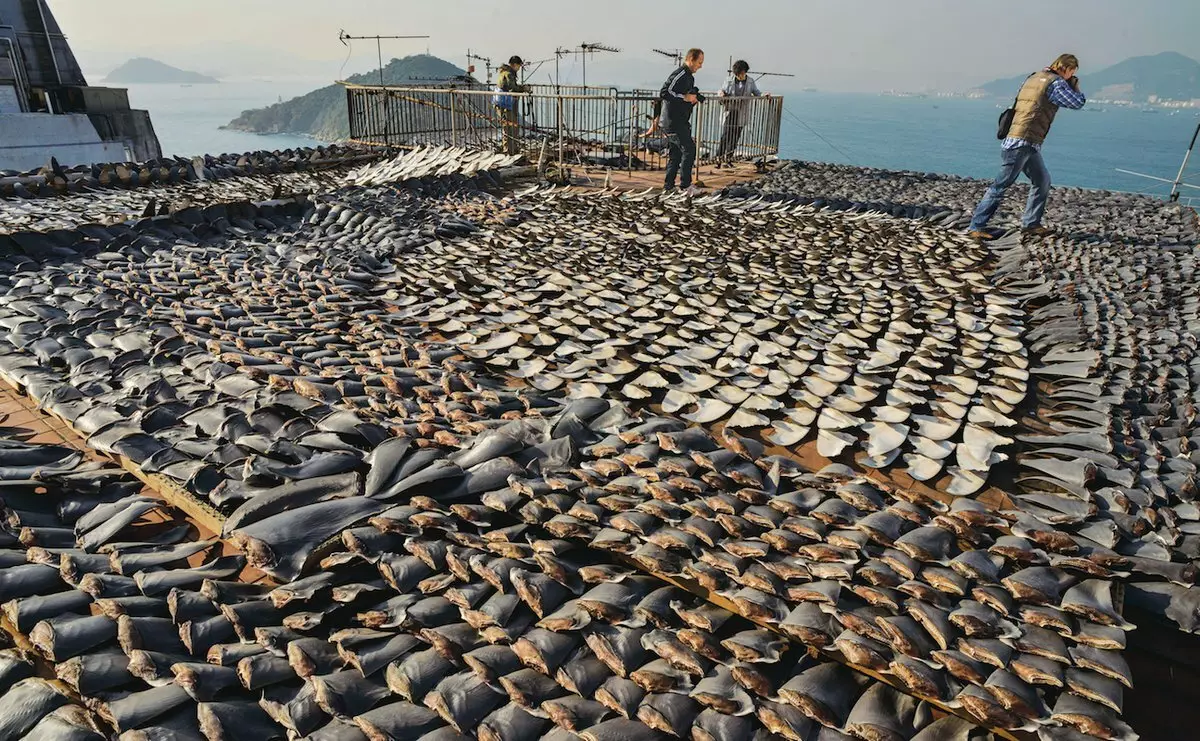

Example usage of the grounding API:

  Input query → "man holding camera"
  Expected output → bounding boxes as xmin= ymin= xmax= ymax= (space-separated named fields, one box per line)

xmin=659 ymin=48 xmax=706 ymax=193
xmin=494 ymin=56 xmax=531 ymax=155
xmin=968 ymin=54 xmax=1085 ymax=239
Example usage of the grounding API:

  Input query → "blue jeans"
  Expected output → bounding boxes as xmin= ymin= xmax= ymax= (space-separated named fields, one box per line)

xmin=664 ymin=124 xmax=696 ymax=189
xmin=968 ymin=145 xmax=1051 ymax=231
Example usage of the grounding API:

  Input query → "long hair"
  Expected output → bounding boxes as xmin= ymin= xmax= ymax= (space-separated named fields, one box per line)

xmin=1050 ymin=54 xmax=1079 ymax=74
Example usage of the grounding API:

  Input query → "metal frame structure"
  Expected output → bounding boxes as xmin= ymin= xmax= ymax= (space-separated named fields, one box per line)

xmin=341 ymin=82 xmax=784 ymax=176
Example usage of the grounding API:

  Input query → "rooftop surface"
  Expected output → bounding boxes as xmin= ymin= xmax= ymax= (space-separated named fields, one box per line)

xmin=0 ymin=145 xmax=1196 ymax=740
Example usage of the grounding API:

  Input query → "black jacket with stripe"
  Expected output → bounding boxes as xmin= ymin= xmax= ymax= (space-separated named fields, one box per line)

xmin=659 ymin=65 xmax=696 ymax=131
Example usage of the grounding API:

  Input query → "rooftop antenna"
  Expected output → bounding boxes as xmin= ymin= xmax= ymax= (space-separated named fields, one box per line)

xmin=1116 ymin=122 xmax=1200 ymax=202
xmin=653 ymin=49 xmax=685 ymax=66
xmin=520 ymin=56 xmax=555 ymax=86
xmin=467 ymin=49 xmax=493 ymax=85
xmin=725 ymin=57 xmax=797 ymax=83
xmin=752 ymin=71 xmax=797 ymax=81
xmin=579 ymin=42 xmax=619 ymax=89
xmin=339 ymin=31 xmax=431 ymax=86
xmin=553 ymin=46 xmax=572 ymax=93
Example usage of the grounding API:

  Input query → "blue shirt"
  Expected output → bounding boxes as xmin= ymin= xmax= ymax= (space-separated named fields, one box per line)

xmin=1003 ymin=74 xmax=1085 ymax=151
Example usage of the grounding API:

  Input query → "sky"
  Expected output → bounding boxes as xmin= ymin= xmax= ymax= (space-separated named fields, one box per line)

xmin=49 ymin=0 xmax=1200 ymax=92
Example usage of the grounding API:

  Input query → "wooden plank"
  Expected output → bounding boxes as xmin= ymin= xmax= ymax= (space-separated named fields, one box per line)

xmin=114 ymin=456 xmax=226 ymax=539
xmin=618 ymin=556 xmax=1037 ymax=741
xmin=0 ymin=371 xmax=230 ymax=559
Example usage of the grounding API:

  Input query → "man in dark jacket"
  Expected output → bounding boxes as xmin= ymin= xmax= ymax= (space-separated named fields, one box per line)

xmin=659 ymin=48 xmax=705 ymax=192
xmin=494 ymin=56 xmax=530 ymax=155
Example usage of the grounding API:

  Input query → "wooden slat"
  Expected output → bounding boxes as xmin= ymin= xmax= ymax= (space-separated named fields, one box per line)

xmin=113 ymin=456 xmax=226 ymax=540
xmin=0 ymin=372 xmax=237 ymax=564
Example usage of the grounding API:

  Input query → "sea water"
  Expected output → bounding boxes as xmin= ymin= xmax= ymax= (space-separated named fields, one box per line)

xmin=122 ymin=80 xmax=329 ymax=159
xmin=125 ymin=82 xmax=1199 ymax=199
xmin=777 ymin=93 xmax=1200 ymax=198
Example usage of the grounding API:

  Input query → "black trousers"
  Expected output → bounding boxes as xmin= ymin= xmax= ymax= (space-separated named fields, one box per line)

xmin=664 ymin=124 xmax=696 ymax=189
xmin=717 ymin=122 xmax=744 ymax=160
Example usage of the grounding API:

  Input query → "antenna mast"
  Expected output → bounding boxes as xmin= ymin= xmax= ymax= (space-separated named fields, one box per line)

xmin=579 ymin=42 xmax=619 ymax=89
xmin=338 ymin=31 xmax=431 ymax=86
xmin=652 ymin=48 xmax=684 ymax=66
xmin=466 ymin=49 xmax=493 ymax=85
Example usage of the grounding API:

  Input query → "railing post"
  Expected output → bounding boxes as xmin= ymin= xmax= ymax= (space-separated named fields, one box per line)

xmin=450 ymin=92 xmax=459 ymax=146
xmin=774 ymin=96 xmax=783 ymax=156
xmin=628 ymin=101 xmax=635 ymax=178
xmin=383 ymin=88 xmax=392 ymax=148
xmin=557 ymin=95 xmax=565 ymax=178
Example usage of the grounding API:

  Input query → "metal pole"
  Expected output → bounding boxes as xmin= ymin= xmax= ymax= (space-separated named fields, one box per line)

xmin=628 ymin=102 xmax=636 ymax=179
xmin=35 ymin=0 xmax=62 ymax=85
xmin=1171 ymin=123 xmax=1200 ymax=203
xmin=378 ymin=37 xmax=385 ymax=86
xmin=384 ymin=89 xmax=392 ymax=147
xmin=450 ymin=92 xmax=458 ymax=146
xmin=557 ymin=96 xmax=565 ymax=179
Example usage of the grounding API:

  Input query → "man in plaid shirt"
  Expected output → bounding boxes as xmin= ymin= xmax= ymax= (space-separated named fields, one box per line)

xmin=968 ymin=54 xmax=1086 ymax=240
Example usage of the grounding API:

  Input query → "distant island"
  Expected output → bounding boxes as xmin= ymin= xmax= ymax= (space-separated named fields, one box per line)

xmin=105 ymin=57 xmax=219 ymax=84
xmin=223 ymin=54 xmax=467 ymax=141
xmin=973 ymin=51 xmax=1200 ymax=105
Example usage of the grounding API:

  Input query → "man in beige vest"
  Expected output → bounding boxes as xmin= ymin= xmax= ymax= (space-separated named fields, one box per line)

xmin=968 ymin=54 xmax=1085 ymax=240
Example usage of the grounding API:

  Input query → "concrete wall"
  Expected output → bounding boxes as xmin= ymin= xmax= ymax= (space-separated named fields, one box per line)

xmin=0 ymin=112 xmax=125 ymax=170
xmin=0 ymin=85 xmax=19 ymax=114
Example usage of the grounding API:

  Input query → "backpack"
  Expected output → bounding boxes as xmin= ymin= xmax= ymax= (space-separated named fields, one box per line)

xmin=492 ymin=88 xmax=515 ymax=110
xmin=996 ymin=107 xmax=1016 ymax=140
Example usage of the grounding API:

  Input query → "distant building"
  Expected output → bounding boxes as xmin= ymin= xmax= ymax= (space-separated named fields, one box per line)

xmin=0 ymin=0 xmax=161 ymax=170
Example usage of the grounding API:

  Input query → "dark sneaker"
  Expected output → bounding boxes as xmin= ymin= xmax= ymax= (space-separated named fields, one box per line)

xmin=1022 ymin=225 xmax=1053 ymax=236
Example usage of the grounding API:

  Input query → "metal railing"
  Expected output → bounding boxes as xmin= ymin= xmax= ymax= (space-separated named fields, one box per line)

xmin=341 ymin=82 xmax=783 ymax=173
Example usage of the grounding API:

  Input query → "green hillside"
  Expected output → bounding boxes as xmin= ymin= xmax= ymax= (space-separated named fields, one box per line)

xmin=975 ymin=51 xmax=1200 ymax=102
xmin=224 ymin=55 xmax=467 ymax=141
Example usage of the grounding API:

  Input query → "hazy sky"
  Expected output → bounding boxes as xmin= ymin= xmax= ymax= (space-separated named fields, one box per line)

xmin=51 ymin=0 xmax=1200 ymax=91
